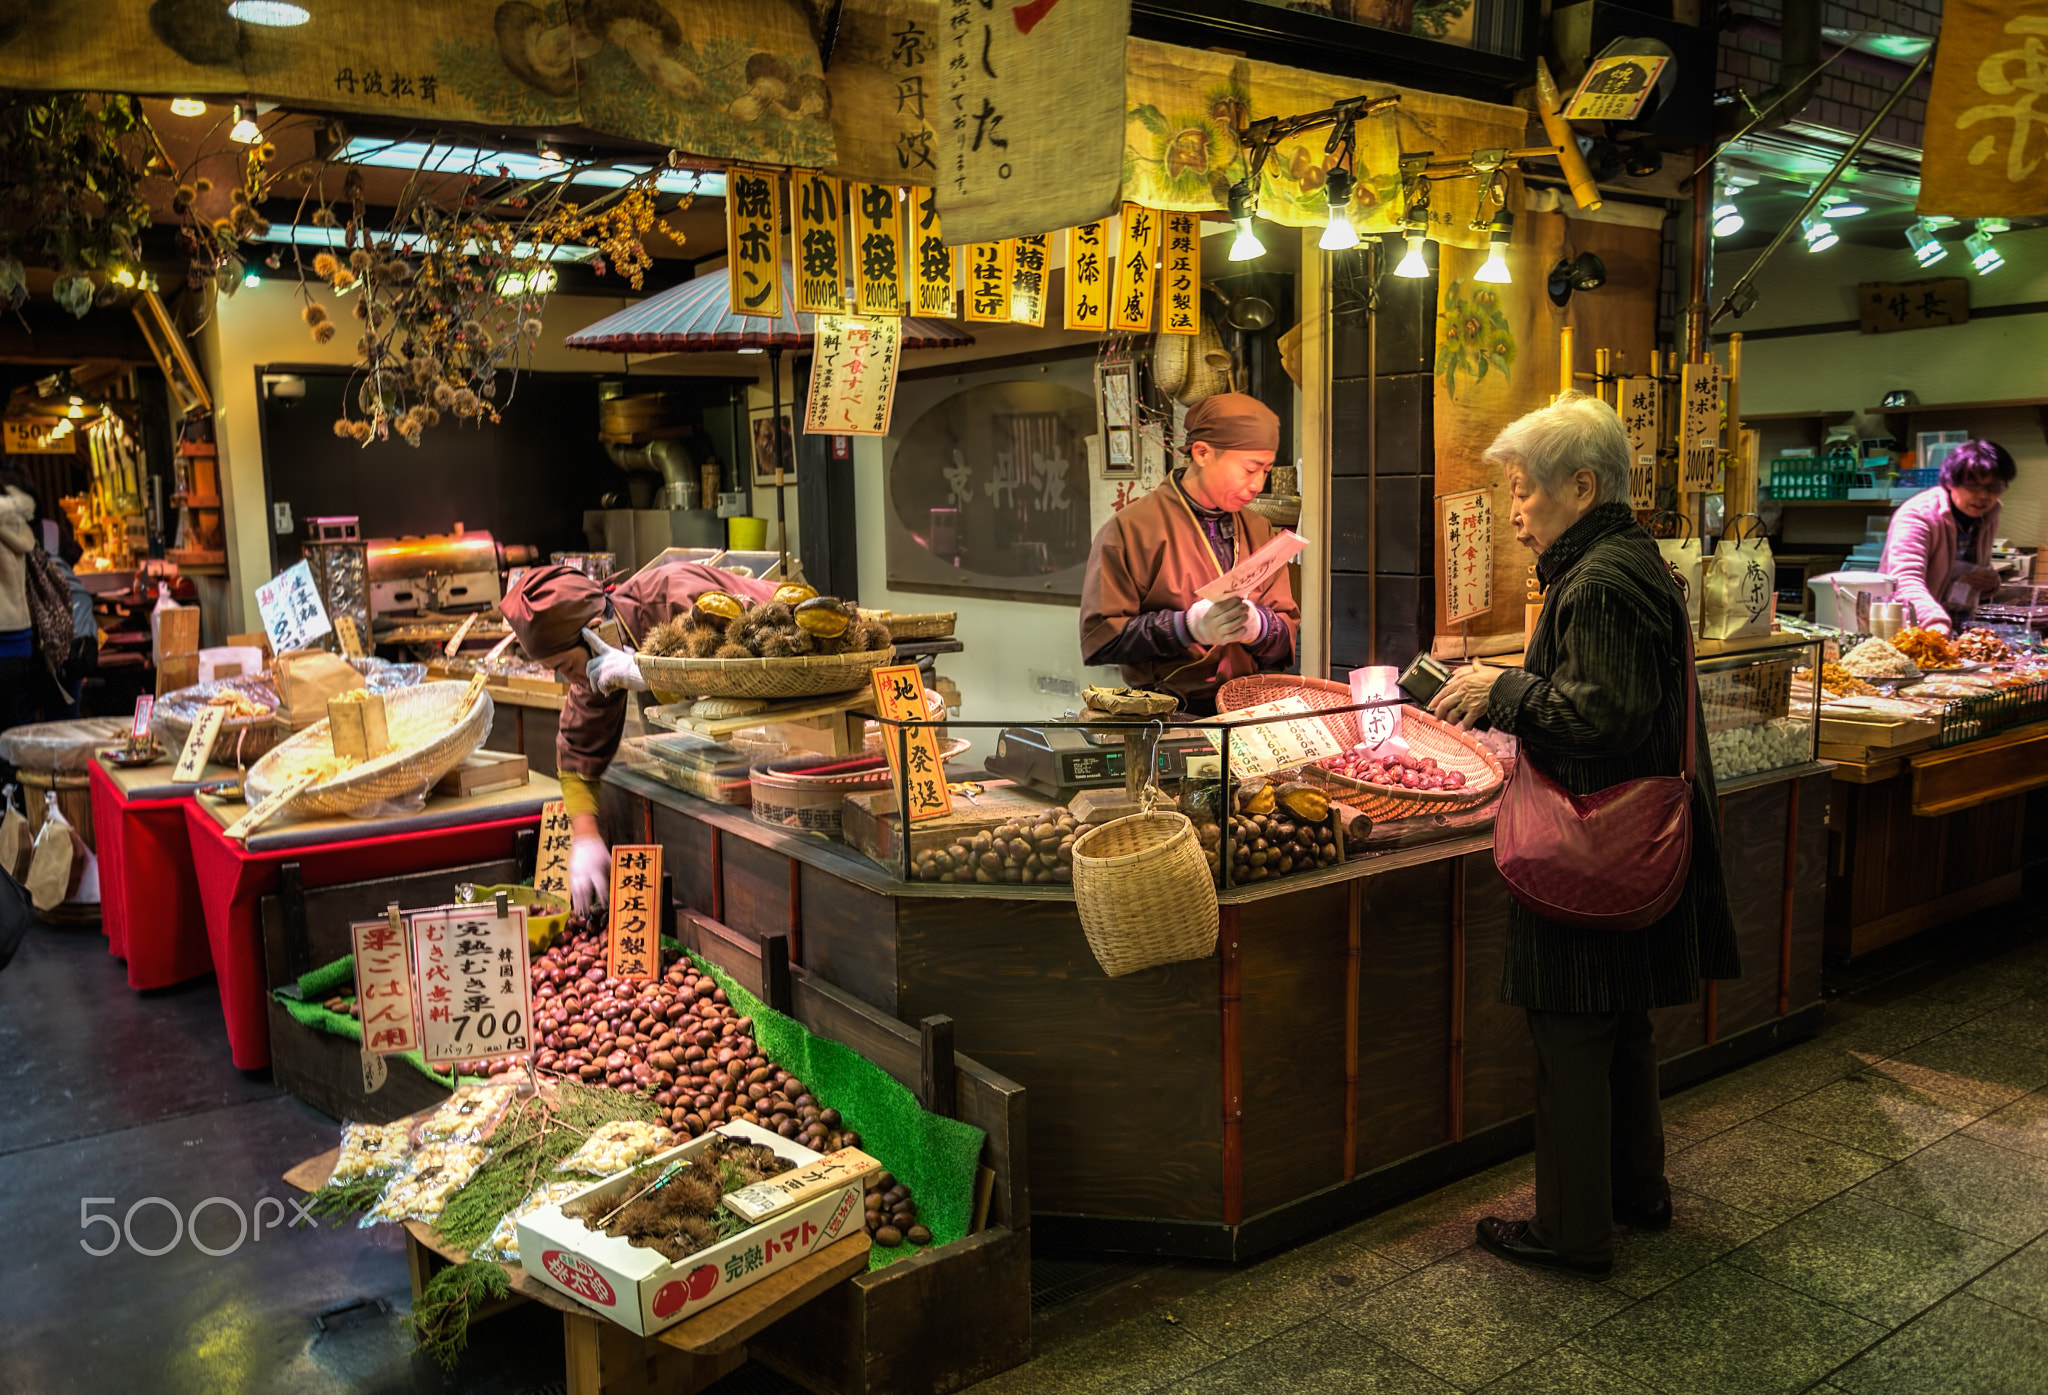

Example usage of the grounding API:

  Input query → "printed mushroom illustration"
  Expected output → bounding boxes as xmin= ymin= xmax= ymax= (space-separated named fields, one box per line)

xmin=495 ymin=1 xmax=602 ymax=98
xmin=150 ymin=0 xmax=243 ymax=66
xmin=585 ymin=0 xmax=704 ymax=99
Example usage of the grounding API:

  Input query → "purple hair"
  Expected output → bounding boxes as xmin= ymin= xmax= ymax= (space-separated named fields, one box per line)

xmin=1941 ymin=439 xmax=2016 ymax=488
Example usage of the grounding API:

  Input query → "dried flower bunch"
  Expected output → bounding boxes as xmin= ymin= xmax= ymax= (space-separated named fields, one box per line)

xmin=0 ymin=92 xmax=157 ymax=317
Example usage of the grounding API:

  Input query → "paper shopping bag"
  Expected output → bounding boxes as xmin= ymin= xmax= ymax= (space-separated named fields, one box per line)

xmin=0 ymin=785 xmax=29 ymax=882
xmin=1703 ymin=514 xmax=1776 ymax=641
xmin=1653 ymin=513 xmax=1704 ymax=634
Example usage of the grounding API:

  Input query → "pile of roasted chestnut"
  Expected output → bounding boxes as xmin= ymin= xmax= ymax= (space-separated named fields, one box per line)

xmin=1187 ymin=779 xmax=1343 ymax=883
xmin=640 ymin=582 xmax=892 ymax=661
xmin=864 ymin=1169 xmax=931 ymax=1248
xmin=907 ymin=806 xmax=1102 ymax=883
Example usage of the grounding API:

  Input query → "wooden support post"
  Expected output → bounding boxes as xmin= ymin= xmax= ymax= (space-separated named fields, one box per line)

xmin=279 ymin=860 xmax=309 ymax=980
xmin=760 ymin=930 xmax=792 ymax=1013
xmin=661 ymin=870 xmax=675 ymax=947
xmin=1595 ymin=347 xmax=1611 ymax=407
xmin=1558 ymin=325 xmax=1575 ymax=401
xmin=919 ymin=1014 xmax=957 ymax=1118
xmin=1725 ymin=333 xmax=1751 ymax=517
xmin=515 ymin=825 xmax=539 ymax=881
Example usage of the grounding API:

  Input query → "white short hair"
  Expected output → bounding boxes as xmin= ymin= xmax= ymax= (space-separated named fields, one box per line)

xmin=1483 ymin=391 xmax=1630 ymax=504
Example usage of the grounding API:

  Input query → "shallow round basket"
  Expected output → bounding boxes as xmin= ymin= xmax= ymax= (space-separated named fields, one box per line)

xmin=1216 ymin=674 xmax=1368 ymax=747
xmin=881 ymin=612 xmax=956 ymax=640
xmin=244 ymin=681 xmax=494 ymax=819
xmin=1308 ymin=707 xmax=1505 ymax=822
xmin=637 ymin=646 xmax=897 ymax=702
xmin=154 ymin=710 xmax=288 ymax=765
xmin=1070 ymin=811 xmax=1219 ymax=978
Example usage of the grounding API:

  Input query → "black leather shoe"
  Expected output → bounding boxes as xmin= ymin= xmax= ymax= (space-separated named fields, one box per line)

xmin=1615 ymin=1197 xmax=1673 ymax=1232
xmin=1475 ymin=1217 xmax=1613 ymax=1278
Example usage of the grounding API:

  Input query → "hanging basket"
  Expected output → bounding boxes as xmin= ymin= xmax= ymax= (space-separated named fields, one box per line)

xmin=1070 ymin=810 xmax=1218 ymax=978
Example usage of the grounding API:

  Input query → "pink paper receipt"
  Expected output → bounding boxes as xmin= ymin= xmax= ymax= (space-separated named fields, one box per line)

xmin=1197 ymin=528 xmax=1307 ymax=602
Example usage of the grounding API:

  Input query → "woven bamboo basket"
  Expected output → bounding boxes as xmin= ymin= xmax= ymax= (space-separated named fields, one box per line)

xmin=1216 ymin=674 xmax=1503 ymax=821
xmin=244 ymin=681 xmax=494 ymax=819
xmin=1070 ymin=810 xmax=1219 ymax=978
xmin=636 ymin=646 xmax=897 ymax=702
xmin=153 ymin=709 xmax=288 ymax=765
xmin=879 ymin=612 xmax=956 ymax=640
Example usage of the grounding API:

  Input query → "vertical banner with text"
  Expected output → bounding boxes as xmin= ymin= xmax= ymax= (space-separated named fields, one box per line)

xmin=805 ymin=314 xmax=905 ymax=436
xmin=1065 ymin=221 xmax=1111 ymax=331
xmin=352 ymin=917 xmax=421 ymax=1054
xmin=607 ymin=846 xmax=663 ymax=981
xmin=727 ymin=168 xmax=784 ymax=319
xmin=965 ymin=240 xmax=1013 ymax=322
xmin=792 ymin=171 xmax=847 ymax=315
xmin=534 ymin=800 xmax=573 ymax=900
xmin=1010 ymin=234 xmax=1049 ymax=326
xmin=1159 ymin=213 xmax=1199 ymax=335
xmin=1110 ymin=203 xmax=1160 ymax=333
xmin=911 ymin=187 xmax=954 ymax=315
xmin=851 ymin=183 xmax=906 ymax=316
xmin=871 ymin=665 xmax=953 ymax=821
xmin=1440 ymin=489 xmax=1495 ymax=623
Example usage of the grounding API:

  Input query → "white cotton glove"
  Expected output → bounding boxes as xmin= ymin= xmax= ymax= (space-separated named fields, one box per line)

xmin=1186 ymin=596 xmax=1251 ymax=646
xmin=1212 ymin=602 xmax=1264 ymax=646
xmin=569 ymin=834 xmax=613 ymax=915
xmin=581 ymin=627 xmax=649 ymax=695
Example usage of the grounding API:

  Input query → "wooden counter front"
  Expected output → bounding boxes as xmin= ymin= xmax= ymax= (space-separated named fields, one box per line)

xmin=602 ymin=762 xmax=1831 ymax=1260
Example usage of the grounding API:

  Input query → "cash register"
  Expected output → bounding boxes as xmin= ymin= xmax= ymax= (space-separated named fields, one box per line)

xmin=983 ymin=724 xmax=1215 ymax=802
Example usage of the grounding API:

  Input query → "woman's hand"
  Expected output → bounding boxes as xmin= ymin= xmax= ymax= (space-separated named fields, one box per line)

xmin=1965 ymin=566 xmax=2002 ymax=595
xmin=1429 ymin=661 xmax=1503 ymax=731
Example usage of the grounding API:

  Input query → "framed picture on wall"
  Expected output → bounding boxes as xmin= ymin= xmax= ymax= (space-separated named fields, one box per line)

xmin=750 ymin=405 xmax=796 ymax=487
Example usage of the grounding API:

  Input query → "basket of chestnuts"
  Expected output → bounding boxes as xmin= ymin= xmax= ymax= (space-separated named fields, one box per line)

xmin=634 ymin=582 xmax=897 ymax=702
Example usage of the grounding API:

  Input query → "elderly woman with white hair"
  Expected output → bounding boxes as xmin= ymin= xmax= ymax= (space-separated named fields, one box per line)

xmin=1428 ymin=392 xmax=1739 ymax=1279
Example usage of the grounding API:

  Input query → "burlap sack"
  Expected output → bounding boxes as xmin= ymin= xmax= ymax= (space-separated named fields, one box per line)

xmin=274 ymin=649 xmax=366 ymax=729
xmin=1703 ymin=515 xmax=1776 ymax=641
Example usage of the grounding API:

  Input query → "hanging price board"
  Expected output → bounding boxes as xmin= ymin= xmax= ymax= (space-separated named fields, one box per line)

xmin=792 ymin=170 xmax=847 ymax=315
xmin=535 ymin=800 xmax=573 ymax=899
xmin=607 ymin=845 xmax=662 ymax=981
xmin=352 ymin=910 xmax=422 ymax=1055
xmin=1617 ymin=376 xmax=1659 ymax=509
xmin=910 ymin=188 xmax=953 ymax=316
xmin=1009 ymin=234 xmax=1048 ymax=327
xmin=415 ymin=901 xmax=533 ymax=1064
xmin=332 ymin=614 xmax=365 ymax=659
xmin=1065 ymin=221 xmax=1111 ymax=331
xmin=870 ymin=665 xmax=952 ymax=820
xmin=173 ymin=704 xmax=227 ymax=783
xmin=254 ymin=559 xmax=332 ymax=654
xmin=964 ymin=240 xmax=1011 ymax=322
xmin=1110 ymin=203 xmax=1160 ymax=333
xmin=1679 ymin=362 xmax=1722 ymax=492
xmin=1440 ymin=488 xmax=1495 ymax=622
xmin=805 ymin=313 xmax=904 ymax=437
xmin=726 ymin=167 xmax=784 ymax=319
xmin=851 ymin=182 xmax=906 ymax=316
xmin=1159 ymin=213 xmax=1199 ymax=335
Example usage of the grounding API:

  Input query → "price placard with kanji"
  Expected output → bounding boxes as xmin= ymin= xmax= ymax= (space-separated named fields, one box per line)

xmin=964 ymin=240 xmax=1011 ymax=322
xmin=333 ymin=614 xmax=365 ymax=659
xmin=791 ymin=170 xmax=847 ymax=315
xmin=1110 ymin=203 xmax=1160 ymax=333
xmin=414 ymin=903 xmax=531 ymax=1064
xmin=871 ymin=664 xmax=952 ymax=821
xmin=1618 ymin=376 xmax=1659 ymax=509
xmin=1065 ymin=220 xmax=1110 ymax=331
xmin=535 ymin=800 xmax=573 ymax=900
xmin=726 ymin=167 xmax=784 ymax=319
xmin=910 ymin=187 xmax=953 ymax=316
xmin=1440 ymin=488 xmax=1494 ymax=622
xmin=1009 ymin=234 xmax=1048 ymax=327
xmin=850 ymin=182 xmax=905 ymax=316
xmin=352 ymin=916 xmax=422 ymax=1054
xmin=254 ymin=559 xmax=332 ymax=654
xmin=1679 ymin=361 xmax=1722 ymax=491
xmin=804 ymin=313 xmax=903 ymax=437
xmin=607 ymin=845 xmax=662 ymax=981
xmin=172 ymin=703 xmax=226 ymax=783
xmin=1159 ymin=213 xmax=1198 ymax=335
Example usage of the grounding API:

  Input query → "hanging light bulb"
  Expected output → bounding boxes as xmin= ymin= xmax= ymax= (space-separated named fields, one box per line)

xmin=1905 ymin=219 xmax=1948 ymax=267
xmin=227 ymin=2 xmax=311 ymax=24
xmin=169 ymin=98 xmax=207 ymax=118
xmin=243 ymin=270 xmax=262 ymax=288
xmin=1473 ymin=212 xmax=1513 ymax=284
xmin=1801 ymin=214 xmax=1837 ymax=252
xmin=1967 ymin=226 xmax=2005 ymax=274
xmin=112 ymin=267 xmax=136 ymax=288
xmin=1711 ymin=190 xmax=1743 ymax=238
xmin=1394 ymin=229 xmax=1430 ymax=278
xmin=67 ymin=403 xmax=83 ymax=419
xmin=1820 ymin=193 xmax=1868 ymax=218
xmin=230 ymin=105 xmax=262 ymax=144
xmin=1226 ymin=180 xmax=1265 ymax=262
xmin=1318 ymin=169 xmax=1360 ymax=251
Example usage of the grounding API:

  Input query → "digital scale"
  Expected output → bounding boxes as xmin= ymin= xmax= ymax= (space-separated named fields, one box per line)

xmin=984 ymin=726 xmax=1217 ymax=801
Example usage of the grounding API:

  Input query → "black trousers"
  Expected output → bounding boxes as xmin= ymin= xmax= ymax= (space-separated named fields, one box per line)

xmin=1526 ymin=1008 xmax=1668 ymax=1264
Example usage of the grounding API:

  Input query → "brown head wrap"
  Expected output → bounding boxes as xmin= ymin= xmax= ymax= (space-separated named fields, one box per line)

xmin=1182 ymin=392 xmax=1279 ymax=454
xmin=502 ymin=564 xmax=607 ymax=660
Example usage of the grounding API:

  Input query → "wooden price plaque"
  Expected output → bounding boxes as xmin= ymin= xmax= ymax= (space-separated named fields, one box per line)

xmin=607 ymin=845 xmax=663 ymax=980
xmin=333 ymin=614 xmax=365 ymax=659
xmin=535 ymin=800 xmax=573 ymax=899
xmin=871 ymin=665 xmax=952 ymax=820
xmin=352 ymin=908 xmax=422 ymax=1055
xmin=173 ymin=704 xmax=227 ymax=782
xmin=414 ymin=900 xmax=533 ymax=1064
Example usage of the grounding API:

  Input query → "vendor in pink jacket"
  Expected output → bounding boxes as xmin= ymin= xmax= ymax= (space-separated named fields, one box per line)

xmin=1880 ymin=439 xmax=2014 ymax=634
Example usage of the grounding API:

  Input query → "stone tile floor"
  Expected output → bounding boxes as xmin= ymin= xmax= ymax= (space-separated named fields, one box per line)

xmin=5 ymin=905 xmax=2047 ymax=1394
xmin=970 ymin=918 xmax=2048 ymax=1395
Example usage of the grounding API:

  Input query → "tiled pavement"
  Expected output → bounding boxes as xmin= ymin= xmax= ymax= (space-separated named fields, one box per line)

xmin=970 ymin=923 xmax=2048 ymax=1395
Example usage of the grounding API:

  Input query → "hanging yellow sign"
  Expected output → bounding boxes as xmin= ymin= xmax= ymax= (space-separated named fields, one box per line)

xmin=1064 ymin=221 xmax=1111 ymax=332
xmin=1010 ymin=235 xmax=1049 ymax=327
xmin=1110 ymin=203 xmax=1160 ymax=333
xmin=726 ymin=167 xmax=784 ymax=319
xmin=1918 ymin=0 xmax=2048 ymax=218
xmin=851 ymin=182 xmax=906 ymax=317
xmin=910 ymin=187 xmax=953 ymax=317
xmin=1159 ymin=213 xmax=1198 ymax=336
xmin=791 ymin=171 xmax=846 ymax=315
xmin=965 ymin=241 xmax=1013 ymax=323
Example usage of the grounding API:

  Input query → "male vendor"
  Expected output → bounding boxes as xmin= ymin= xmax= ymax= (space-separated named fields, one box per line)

xmin=1079 ymin=393 xmax=1300 ymax=715
xmin=502 ymin=560 xmax=775 ymax=911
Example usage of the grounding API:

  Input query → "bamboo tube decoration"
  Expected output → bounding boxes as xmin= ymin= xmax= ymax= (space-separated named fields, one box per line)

xmin=1534 ymin=59 xmax=1604 ymax=212
xmin=1596 ymin=348 xmax=1611 ymax=407
xmin=1724 ymin=334 xmax=1751 ymax=516
xmin=1558 ymin=326 xmax=1575 ymax=400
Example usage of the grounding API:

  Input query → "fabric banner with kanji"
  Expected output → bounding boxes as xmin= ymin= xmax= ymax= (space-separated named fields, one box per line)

xmin=1919 ymin=0 xmax=2048 ymax=217
xmin=805 ymin=314 xmax=904 ymax=436
xmin=1122 ymin=37 xmax=1526 ymax=250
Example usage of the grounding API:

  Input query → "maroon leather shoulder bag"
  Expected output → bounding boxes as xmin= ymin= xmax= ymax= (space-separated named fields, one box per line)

xmin=1492 ymin=621 xmax=1695 ymax=933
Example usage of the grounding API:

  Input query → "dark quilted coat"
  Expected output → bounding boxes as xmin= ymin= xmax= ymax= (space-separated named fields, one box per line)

xmin=1486 ymin=502 xmax=1741 ymax=1012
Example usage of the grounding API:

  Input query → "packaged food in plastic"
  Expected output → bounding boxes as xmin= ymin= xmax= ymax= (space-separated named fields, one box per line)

xmin=415 ymin=1081 xmax=522 ymax=1145
xmin=557 ymin=1120 xmax=678 ymax=1177
xmin=331 ymin=1120 xmax=415 ymax=1182
xmin=475 ymin=1180 xmax=586 ymax=1262
xmin=366 ymin=1140 xmax=489 ymax=1226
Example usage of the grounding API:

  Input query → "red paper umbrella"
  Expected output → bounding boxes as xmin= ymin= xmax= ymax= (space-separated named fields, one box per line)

xmin=562 ymin=262 xmax=974 ymax=354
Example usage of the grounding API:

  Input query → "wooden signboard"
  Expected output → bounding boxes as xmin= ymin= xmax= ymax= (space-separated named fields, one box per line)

xmin=726 ymin=168 xmax=784 ymax=319
xmin=1859 ymin=278 xmax=1970 ymax=334
xmin=534 ymin=800 xmax=573 ymax=900
xmin=1679 ymin=361 xmax=1722 ymax=493
xmin=1110 ymin=203 xmax=1160 ymax=333
xmin=1009 ymin=234 xmax=1049 ymax=327
xmin=607 ymin=845 xmax=662 ymax=981
xmin=850 ymin=182 xmax=906 ymax=317
xmin=1065 ymin=221 xmax=1110 ymax=331
xmin=1617 ymin=376 xmax=1659 ymax=510
xmin=1159 ymin=213 xmax=1199 ymax=335
xmin=910 ymin=187 xmax=953 ymax=317
xmin=332 ymin=613 xmax=365 ymax=659
xmin=791 ymin=171 xmax=847 ymax=315
xmin=173 ymin=704 xmax=227 ymax=783
xmin=871 ymin=665 xmax=952 ymax=820
xmin=964 ymin=241 xmax=1012 ymax=322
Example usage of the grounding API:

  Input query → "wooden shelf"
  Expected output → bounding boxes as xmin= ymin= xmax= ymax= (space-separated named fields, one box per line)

xmin=172 ymin=493 xmax=221 ymax=508
xmin=1744 ymin=410 xmax=1855 ymax=423
xmin=1865 ymin=397 xmax=2048 ymax=416
xmin=1766 ymin=498 xmax=1900 ymax=509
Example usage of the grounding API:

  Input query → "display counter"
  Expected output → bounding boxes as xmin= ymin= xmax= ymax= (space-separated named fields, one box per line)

xmin=599 ymin=643 xmax=1831 ymax=1261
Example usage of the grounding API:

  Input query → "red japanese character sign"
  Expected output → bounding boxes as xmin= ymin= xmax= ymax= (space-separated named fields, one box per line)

xmin=351 ymin=916 xmax=421 ymax=1055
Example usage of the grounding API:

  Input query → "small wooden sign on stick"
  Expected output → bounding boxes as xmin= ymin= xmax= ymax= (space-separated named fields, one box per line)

xmin=871 ymin=665 xmax=952 ymax=821
xmin=535 ymin=800 xmax=574 ymax=900
xmin=173 ymin=703 xmax=227 ymax=783
xmin=607 ymin=845 xmax=663 ymax=980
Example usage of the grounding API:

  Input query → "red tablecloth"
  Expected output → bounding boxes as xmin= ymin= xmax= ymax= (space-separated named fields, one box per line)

xmin=88 ymin=761 xmax=211 ymax=990
xmin=184 ymin=802 xmax=538 ymax=1071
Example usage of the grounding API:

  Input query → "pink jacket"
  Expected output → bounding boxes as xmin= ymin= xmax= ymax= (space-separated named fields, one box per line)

xmin=1880 ymin=485 xmax=2000 ymax=630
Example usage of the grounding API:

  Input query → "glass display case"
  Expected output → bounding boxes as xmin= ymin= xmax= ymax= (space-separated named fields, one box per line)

xmin=1696 ymin=634 xmax=1824 ymax=780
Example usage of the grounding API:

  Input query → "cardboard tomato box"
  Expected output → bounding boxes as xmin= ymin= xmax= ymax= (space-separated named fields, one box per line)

xmin=516 ymin=1121 xmax=869 ymax=1336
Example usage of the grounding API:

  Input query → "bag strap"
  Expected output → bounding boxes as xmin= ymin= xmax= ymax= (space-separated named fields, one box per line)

xmin=1679 ymin=618 xmax=1696 ymax=783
